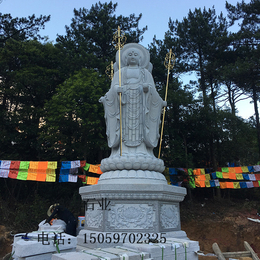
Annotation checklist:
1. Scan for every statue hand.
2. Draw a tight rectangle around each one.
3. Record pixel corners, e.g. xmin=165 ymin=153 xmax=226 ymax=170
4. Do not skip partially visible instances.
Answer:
xmin=143 ymin=84 xmax=149 ymax=93
xmin=117 ymin=87 xmax=123 ymax=94
xmin=163 ymin=101 xmax=167 ymax=107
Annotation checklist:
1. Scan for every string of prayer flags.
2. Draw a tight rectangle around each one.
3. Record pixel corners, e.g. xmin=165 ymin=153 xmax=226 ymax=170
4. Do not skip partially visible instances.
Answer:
xmin=59 ymin=160 xmax=102 ymax=184
xmin=0 ymin=160 xmax=57 ymax=182
xmin=2 ymin=159 xmax=260 ymax=188
xmin=184 ymin=164 xmax=260 ymax=189
xmin=167 ymin=168 xmax=186 ymax=186
xmin=58 ymin=160 xmax=102 ymax=185
xmin=27 ymin=161 xmax=57 ymax=182
xmin=59 ymin=160 xmax=103 ymax=175
xmin=59 ymin=174 xmax=78 ymax=183
xmin=194 ymin=179 xmax=260 ymax=189
xmin=59 ymin=160 xmax=87 ymax=180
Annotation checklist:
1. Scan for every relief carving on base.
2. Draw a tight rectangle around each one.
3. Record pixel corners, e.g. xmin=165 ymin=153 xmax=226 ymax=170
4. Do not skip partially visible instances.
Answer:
xmin=107 ymin=204 xmax=154 ymax=229
xmin=160 ymin=204 xmax=179 ymax=229
xmin=85 ymin=209 xmax=103 ymax=228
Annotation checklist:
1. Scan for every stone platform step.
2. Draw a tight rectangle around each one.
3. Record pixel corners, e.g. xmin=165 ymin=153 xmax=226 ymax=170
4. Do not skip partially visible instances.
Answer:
xmin=52 ymin=246 xmax=151 ymax=260
xmin=52 ymin=237 xmax=200 ymax=260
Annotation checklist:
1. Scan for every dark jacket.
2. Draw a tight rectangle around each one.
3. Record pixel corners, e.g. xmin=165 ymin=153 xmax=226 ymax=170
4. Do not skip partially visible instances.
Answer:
xmin=46 ymin=205 xmax=75 ymax=224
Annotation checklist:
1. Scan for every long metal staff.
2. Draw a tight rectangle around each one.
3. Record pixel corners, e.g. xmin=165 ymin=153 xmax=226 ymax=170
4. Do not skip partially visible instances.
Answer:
xmin=112 ymin=26 xmax=126 ymax=156
xmin=158 ymin=49 xmax=176 ymax=159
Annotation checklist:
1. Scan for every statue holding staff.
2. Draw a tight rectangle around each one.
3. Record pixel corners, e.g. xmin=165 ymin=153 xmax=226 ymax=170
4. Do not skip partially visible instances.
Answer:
xmin=100 ymin=43 xmax=166 ymax=172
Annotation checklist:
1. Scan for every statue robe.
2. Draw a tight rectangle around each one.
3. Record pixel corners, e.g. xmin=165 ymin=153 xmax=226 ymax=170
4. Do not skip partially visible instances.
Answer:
xmin=100 ymin=66 xmax=165 ymax=154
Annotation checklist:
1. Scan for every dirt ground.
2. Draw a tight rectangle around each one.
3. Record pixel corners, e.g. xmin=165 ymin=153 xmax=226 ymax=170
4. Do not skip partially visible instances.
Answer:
xmin=180 ymin=198 xmax=260 ymax=258
xmin=1 ymin=198 xmax=260 ymax=259
xmin=0 ymin=225 xmax=12 ymax=259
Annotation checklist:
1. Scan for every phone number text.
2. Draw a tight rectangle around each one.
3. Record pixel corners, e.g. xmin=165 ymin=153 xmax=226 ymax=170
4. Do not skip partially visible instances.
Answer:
xmin=83 ymin=232 xmax=166 ymax=244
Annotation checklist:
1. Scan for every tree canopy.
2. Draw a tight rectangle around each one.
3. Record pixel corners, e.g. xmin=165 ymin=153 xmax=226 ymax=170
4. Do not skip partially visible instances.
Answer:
xmin=0 ymin=1 xmax=259 ymax=168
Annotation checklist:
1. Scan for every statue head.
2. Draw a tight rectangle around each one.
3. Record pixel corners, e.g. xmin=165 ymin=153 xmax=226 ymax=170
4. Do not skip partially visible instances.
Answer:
xmin=115 ymin=43 xmax=150 ymax=70
xmin=125 ymin=48 xmax=141 ymax=66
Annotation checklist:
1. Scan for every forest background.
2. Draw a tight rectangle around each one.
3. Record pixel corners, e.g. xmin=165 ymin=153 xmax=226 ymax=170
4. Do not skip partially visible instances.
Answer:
xmin=1 ymin=0 xmax=260 ymax=232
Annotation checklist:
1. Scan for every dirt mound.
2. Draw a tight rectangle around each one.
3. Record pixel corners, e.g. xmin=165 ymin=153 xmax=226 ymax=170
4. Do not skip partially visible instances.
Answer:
xmin=0 ymin=225 xmax=12 ymax=259
xmin=181 ymin=199 xmax=260 ymax=255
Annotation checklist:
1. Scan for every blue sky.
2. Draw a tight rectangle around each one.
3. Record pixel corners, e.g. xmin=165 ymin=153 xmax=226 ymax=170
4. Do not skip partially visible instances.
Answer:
xmin=0 ymin=0 xmax=255 ymax=119
xmin=0 ymin=0 xmax=245 ymax=45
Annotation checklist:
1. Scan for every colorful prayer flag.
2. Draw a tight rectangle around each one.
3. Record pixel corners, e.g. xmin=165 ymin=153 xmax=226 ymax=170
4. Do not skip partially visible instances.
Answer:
xmin=87 ymin=176 xmax=98 ymax=185
xmin=48 ymin=161 xmax=57 ymax=169
xmin=8 ymin=170 xmax=18 ymax=179
xmin=0 ymin=169 xmax=9 ymax=178
xmin=241 ymin=166 xmax=249 ymax=173
xmin=17 ymin=170 xmax=28 ymax=180
xmin=1 ymin=161 xmax=11 ymax=169
xmin=46 ymin=173 xmax=56 ymax=182
xmin=226 ymin=182 xmax=234 ymax=189
xmin=233 ymin=182 xmax=240 ymax=189
xmin=89 ymin=165 xmax=99 ymax=174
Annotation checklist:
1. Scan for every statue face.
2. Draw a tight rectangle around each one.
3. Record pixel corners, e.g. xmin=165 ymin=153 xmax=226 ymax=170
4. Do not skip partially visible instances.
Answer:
xmin=126 ymin=49 xmax=140 ymax=66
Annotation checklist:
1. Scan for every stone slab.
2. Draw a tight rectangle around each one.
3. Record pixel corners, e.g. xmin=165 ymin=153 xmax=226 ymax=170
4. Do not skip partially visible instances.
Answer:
xmin=52 ymin=247 xmax=150 ymax=260
xmin=123 ymin=237 xmax=200 ymax=258
xmin=52 ymin=252 xmax=94 ymax=260
xmin=13 ymin=249 xmax=75 ymax=260
xmin=51 ymin=237 xmax=199 ymax=260
xmin=12 ymin=232 xmax=77 ymax=258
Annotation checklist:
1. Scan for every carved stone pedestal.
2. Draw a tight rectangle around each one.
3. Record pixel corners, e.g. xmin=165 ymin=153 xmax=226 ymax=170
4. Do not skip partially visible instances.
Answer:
xmin=77 ymin=171 xmax=187 ymax=249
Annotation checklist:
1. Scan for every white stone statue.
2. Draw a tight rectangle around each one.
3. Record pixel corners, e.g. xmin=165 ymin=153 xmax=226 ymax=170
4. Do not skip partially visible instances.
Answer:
xmin=100 ymin=43 xmax=166 ymax=173
xmin=78 ymin=44 xmax=189 ymax=253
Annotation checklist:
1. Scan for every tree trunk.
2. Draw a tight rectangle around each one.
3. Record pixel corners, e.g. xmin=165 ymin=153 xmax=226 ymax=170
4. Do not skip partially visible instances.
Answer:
xmin=252 ymin=85 xmax=260 ymax=156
